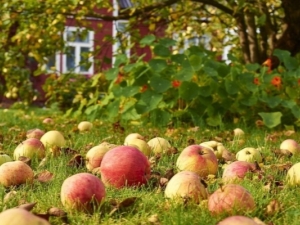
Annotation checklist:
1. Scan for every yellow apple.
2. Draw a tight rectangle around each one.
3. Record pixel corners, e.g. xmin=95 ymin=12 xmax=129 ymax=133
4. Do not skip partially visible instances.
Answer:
xmin=236 ymin=147 xmax=262 ymax=163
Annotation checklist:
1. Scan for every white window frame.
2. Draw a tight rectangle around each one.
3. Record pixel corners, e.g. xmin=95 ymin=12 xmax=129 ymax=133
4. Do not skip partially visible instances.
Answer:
xmin=62 ymin=26 xmax=94 ymax=75
xmin=45 ymin=54 xmax=61 ymax=73
xmin=112 ymin=20 xmax=131 ymax=66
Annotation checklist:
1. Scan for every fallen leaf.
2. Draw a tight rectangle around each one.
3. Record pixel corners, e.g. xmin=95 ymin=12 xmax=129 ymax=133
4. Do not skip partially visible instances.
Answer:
xmin=38 ymin=158 xmax=47 ymax=168
xmin=18 ymin=156 xmax=31 ymax=166
xmin=67 ymin=154 xmax=85 ymax=168
xmin=35 ymin=171 xmax=54 ymax=183
xmin=48 ymin=207 xmax=68 ymax=218
xmin=17 ymin=202 xmax=37 ymax=211
xmin=265 ymin=199 xmax=282 ymax=216
xmin=119 ymin=197 xmax=138 ymax=208
xmin=164 ymin=168 xmax=175 ymax=180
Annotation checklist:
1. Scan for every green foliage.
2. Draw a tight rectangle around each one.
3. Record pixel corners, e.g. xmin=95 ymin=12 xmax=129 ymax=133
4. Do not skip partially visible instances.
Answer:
xmin=77 ymin=38 xmax=300 ymax=129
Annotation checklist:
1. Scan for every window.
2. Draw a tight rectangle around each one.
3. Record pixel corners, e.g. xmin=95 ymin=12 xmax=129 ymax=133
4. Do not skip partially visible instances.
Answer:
xmin=62 ymin=27 xmax=94 ymax=74
xmin=112 ymin=20 xmax=131 ymax=65
xmin=118 ymin=0 xmax=133 ymax=9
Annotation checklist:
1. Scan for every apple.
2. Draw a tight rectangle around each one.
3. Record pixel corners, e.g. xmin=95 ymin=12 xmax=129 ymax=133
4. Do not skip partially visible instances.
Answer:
xmin=147 ymin=137 xmax=172 ymax=155
xmin=86 ymin=144 xmax=110 ymax=171
xmin=0 ymin=152 xmax=12 ymax=166
xmin=13 ymin=138 xmax=46 ymax=160
xmin=286 ymin=162 xmax=300 ymax=186
xmin=208 ymin=184 xmax=256 ymax=215
xmin=165 ymin=171 xmax=208 ymax=203
xmin=42 ymin=117 xmax=54 ymax=124
xmin=176 ymin=145 xmax=218 ymax=178
xmin=233 ymin=128 xmax=245 ymax=137
xmin=217 ymin=215 xmax=258 ymax=225
xmin=280 ymin=139 xmax=300 ymax=156
xmin=100 ymin=145 xmax=151 ymax=188
xmin=0 ymin=161 xmax=34 ymax=187
xmin=26 ymin=128 xmax=45 ymax=139
xmin=78 ymin=121 xmax=93 ymax=132
xmin=40 ymin=130 xmax=66 ymax=156
xmin=0 ymin=208 xmax=51 ymax=225
xmin=61 ymin=173 xmax=106 ymax=212
xmin=199 ymin=141 xmax=228 ymax=160
xmin=222 ymin=161 xmax=257 ymax=183
xmin=236 ymin=147 xmax=262 ymax=163
xmin=124 ymin=133 xmax=144 ymax=144
xmin=125 ymin=138 xmax=151 ymax=157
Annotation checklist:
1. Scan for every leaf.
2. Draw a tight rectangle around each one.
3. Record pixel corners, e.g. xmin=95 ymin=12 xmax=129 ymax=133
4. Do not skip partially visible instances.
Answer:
xmin=35 ymin=171 xmax=54 ymax=183
xmin=179 ymin=81 xmax=200 ymax=101
xmin=105 ymin=68 xmax=119 ymax=80
xmin=258 ymin=112 xmax=282 ymax=128
xmin=17 ymin=202 xmax=37 ymax=211
xmin=18 ymin=156 xmax=31 ymax=166
xmin=189 ymin=55 xmax=202 ymax=71
xmin=149 ymin=59 xmax=167 ymax=72
xmin=149 ymin=76 xmax=171 ymax=93
xmin=153 ymin=44 xmax=170 ymax=57
xmin=67 ymin=154 xmax=85 ymax=168
xmin=119 ymin=197 xmax=138 ymax=208
xmin=140 ymin=34 xmax=156 ymax=46
xmin=48 ymin=207 xmax=68 ymax=218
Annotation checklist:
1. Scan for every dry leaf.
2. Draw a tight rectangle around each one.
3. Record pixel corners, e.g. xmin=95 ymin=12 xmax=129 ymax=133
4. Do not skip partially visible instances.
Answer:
xmin=61 ymin=147 xmax=78 ymax=155
xmin=119 ymin=197 xmax=138 ymax=208
xmin=265 ymin=199 xmax=282 ymax=216
xmin=67 ymin=154 xmax=85 ymax=168
xmin=159 ymin=177 xmax=169 ymax=187
xmin=148 ymin=214 xmax=160 ymax=224
xmin=164 ymin=168 xmax=175 ymax=180
xmin=48 ymin=207 xmax=68 ymax=218
xmin=38 ymin=158 xmax=47 ymax=168
xmin=18 ymin=156 xmax=31 ymax=166
xmin=17 ymin=202 xmax=37 ymax=211
xmin=35 ymin=171 xmax=54 ymax=183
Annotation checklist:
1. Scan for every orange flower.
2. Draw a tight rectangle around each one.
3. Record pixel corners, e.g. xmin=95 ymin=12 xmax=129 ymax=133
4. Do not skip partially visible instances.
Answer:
xmin=262 ymin=58 xmax=272 ymax=73
xmin=140 ymin=84 xmax=148 ymax=93
xmin=172 ymin=80 xmax=181 ymax=88
xmin=271 ymin=76 xmax=281 ymax=88
xmin=114 ymin=74 xmax=123 ymax=84
xmin=253 ymin=77 xmax=260 ymax=85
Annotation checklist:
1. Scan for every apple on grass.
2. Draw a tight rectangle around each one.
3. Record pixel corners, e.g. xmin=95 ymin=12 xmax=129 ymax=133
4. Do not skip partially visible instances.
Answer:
xmin=286 ymin=162 xmax=300 ymax=186
xmin=124 ymin=133 xmax=145 ymax=144
xmin=100 ymin=145 xmax=151 ymax=188
xmin=26 ymin=128 xmax=45 ymax=139
xmin=125 ymin=138 xmax=151 ymax=157
xmin=40 ymin=130 xmax=66 ymax=156
xmin=217 ymin=215 xmax=258 ymax=225
xmin=0 ymin=161 xmax=34 ymax=187
xmin=164 ymin=171 xmax=208 ymax=204
xmin=61 ymin=173 xmax=106 ymax=212
xmin=78 ymin=121 xmax=93 ymax=132
xmin=236 ymin=147 xmax=262 ymax=163
xmin=13 ymin=138 xmax=45 ymax=160
xmin=0 ymin=208 xmax=50 ymax=225
xmin=280 ymin=139 xmax=300 ymax=156
xmin=176 ymin=145 xmax=218 ymax=178
xmin=147 ymin=137 xmax=172 ymax=155
xmin=86 ymin=144 xmax=110 ymax=171
xmin=222 ymin=161 xmax=257 ymax=183
xmin=199 ymin=141 xmax=231 ymax=160
xmin=0 ymin=152 xmax=12 ymax=166
xmin=208 ymin=184 xmax=256 ymax=215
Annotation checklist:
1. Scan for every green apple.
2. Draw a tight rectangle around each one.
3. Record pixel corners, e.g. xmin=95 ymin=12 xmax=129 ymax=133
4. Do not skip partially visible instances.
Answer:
xmin=286 ymin=162 xmax=300 ymax=186
xmin=0 ymin=152 xmax=12 ymax=166
xmin=78 ymin=121 xmax=93 ymax=132
xmin=126 ymin=138 xmax=151 ymax=157
xmin=236 ymin=147 xmax=262 ymax=163
xmin=147 ymin=137 xmax=172 ymax=155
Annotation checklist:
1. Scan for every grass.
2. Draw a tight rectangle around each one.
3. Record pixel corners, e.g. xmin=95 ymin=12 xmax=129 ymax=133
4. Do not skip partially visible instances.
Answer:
xmin=0 ymin=106 xmax=300 ymax=224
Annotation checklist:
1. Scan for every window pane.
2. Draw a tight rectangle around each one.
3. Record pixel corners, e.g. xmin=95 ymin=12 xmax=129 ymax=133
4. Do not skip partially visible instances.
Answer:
xmin=80 ymin=47 xmax=90 ymax=72
xmin=66 ymin=46 xmax=75 ymax=71
xmin=46 ymin=55 xmax=56 ymax=71
xmin=118 ymin=0 xmax=133 ymax=9
xmin=66 ymin=30 xmax=89 ymax=43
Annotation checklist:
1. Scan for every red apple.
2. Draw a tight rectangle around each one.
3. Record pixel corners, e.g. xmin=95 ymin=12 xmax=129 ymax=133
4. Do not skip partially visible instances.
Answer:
xmin=165 ymin=171 xmax=208 ymax=203
xmin=0 ymin=208 xmax=51 ymax=225
xmin=13 ymin=138 xmax=45 ymax=160
xmin=217 ymin=215 xmax=258 ymax=225
xmin=26 ymin=128 xmax=45 ymax=139
xmin=61 ymin=173 xmax=106 ymax=212
xmin=208 ymin=184 xmax=256 ymax=215
xmin=100 ymin=146 xmax=151 ymax=188
xmin=86 ymin=144 xmax=110 ymax=171
xmin=280 ymin=139 xmax=300 ymax=156
xmin=222 ymin=161 xmax=256 ymax=183
xmin=176 ymin=145 xmax=218 ymax=178
xmin=42 ymin=117 xmax=54 ymax=124
xmin=0 ymin=161 xmax=34 ymax=187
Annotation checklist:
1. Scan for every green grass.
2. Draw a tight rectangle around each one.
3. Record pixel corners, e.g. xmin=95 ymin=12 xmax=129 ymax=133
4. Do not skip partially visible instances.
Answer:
xmin=0 ymin=107 xmax=300 ymax=224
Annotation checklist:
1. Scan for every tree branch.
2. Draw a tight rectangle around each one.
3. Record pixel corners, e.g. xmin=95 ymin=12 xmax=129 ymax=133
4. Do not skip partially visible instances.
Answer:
xmin=191 ymin=0 xmax=234 ymax=15
xmin=245 ymin=8 xmax=259 ymax=63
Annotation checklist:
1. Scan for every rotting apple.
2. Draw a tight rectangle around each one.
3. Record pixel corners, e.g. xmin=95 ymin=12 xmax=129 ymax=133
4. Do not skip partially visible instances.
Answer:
xmin=0 ymin=152 xmax=12 ymax=166
xmin=236 ymin=147 xmax=262 ymax=163
xmin=0 ymin=208 xmax=51 ymax=225
xmin=280 ymin=139 xmax=300 ymax=156
xmin=217 ymin=215 xmax=258 ymax=225
xmin=78 ymin=121 xmax=93 ymax=132
xmin=208 ymin=184 xmax=256 ymax=215
xmin=100 ymin=145 xmax=151 ymax=188
xmin=222 ymin=161 xmax=257 ymax=183
xmin=86 ymin=144 xmax=110 ymax=171
xmin=147 ymin=137 xmax=172 ymax=155
xmin=126 ymin=138 xmax=151 ymax=157
xmin=176 ymin=145 xmax=218 ymax=178
xmin=286 ymin=162 xmax=300 ymax=186
xmin=60 ymin=173 xmax=106 ymax=212
xmin=165 ymin=171 xmax=208 ymax=203
xmin=13 ymin=138 xmax=45 ymax=160
xmin=26 ymin=128 xmax=45 ymax=139
xmin=0 ymin=161 xmax=34 ymax=187
xmin=199 ymin=141 xmax=229 ymax=160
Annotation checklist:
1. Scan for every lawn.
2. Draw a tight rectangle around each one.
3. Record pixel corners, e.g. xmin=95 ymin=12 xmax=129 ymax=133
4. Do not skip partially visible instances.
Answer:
xmin=0 ymin=107 xmax=300 ymax=225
